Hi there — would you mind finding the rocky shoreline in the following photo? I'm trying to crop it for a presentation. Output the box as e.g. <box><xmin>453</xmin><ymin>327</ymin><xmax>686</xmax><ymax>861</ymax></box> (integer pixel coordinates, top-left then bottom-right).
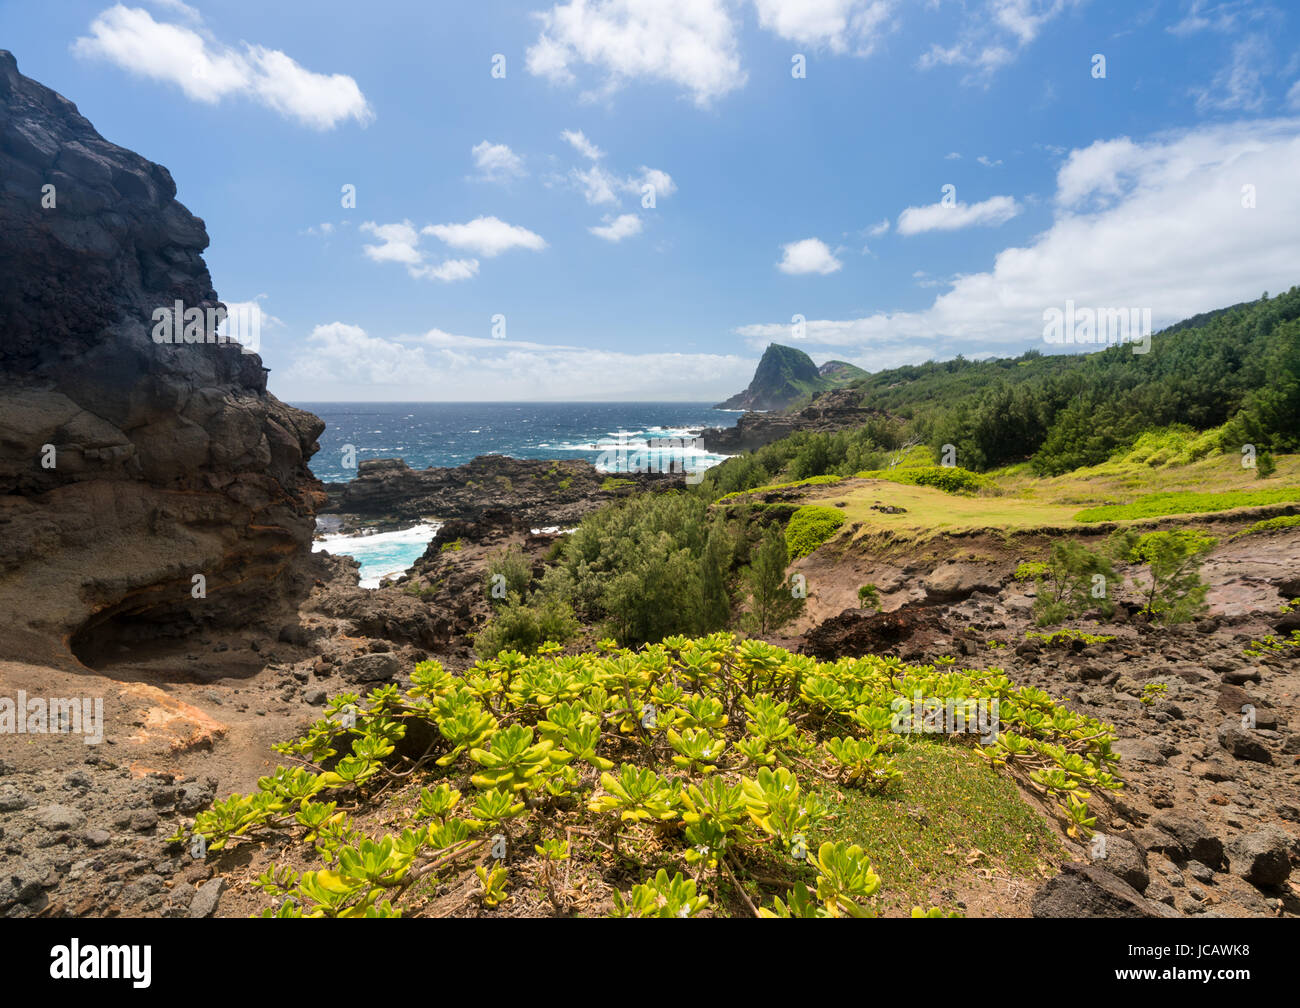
<box><xmin>319</xmin><ymin>454</ymin><xmax>686</xmax><ymax>533</ymax></box>
<box><xmin>700</xmin><ymin>388</ymin><xmax>886</xmax><ymax>453</ymax></box>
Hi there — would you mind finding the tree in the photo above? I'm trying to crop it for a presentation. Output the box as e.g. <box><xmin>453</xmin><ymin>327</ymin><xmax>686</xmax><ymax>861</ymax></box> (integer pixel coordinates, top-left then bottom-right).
<box><xmin>741</xmin><ymin>522</ymin><xmax>804</xmax><ymax>635</ymax></box>
<box><xmin>1128</xmin><ymin>530</ymin><xmax>1216</xmax><ymax>624</ymax></box>
<box><xmin>1032</xmin><ymin>539</ymin><xmax>1118</xmax><ymax>625</ymax></box>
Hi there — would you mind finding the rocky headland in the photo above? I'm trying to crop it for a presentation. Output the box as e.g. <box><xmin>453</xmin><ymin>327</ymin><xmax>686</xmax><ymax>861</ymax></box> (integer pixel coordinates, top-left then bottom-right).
<box><xmin>701</xmin><ymin>387</ymin><xmax>884</xmax><ymax>453</ymax></box>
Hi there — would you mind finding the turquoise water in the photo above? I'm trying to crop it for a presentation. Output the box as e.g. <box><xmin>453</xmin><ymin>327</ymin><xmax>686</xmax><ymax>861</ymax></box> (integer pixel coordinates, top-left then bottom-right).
<box><xmin>312</xmin><ymin>522</ymin><xmax>443</xmax><ymax>588</ymax></box>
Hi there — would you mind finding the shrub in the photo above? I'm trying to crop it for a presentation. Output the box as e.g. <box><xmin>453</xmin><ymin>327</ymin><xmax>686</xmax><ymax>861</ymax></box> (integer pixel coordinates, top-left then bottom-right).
<box><xmin>560</xmin><ymin>492</ymin><xmax>742</xmax><ymax>646</ymax></box>
<box><xmin>1126</xmin><ymin>529</ymin><xmax>1217</xmax><ymax>624</ymax></box>
<box><xmin>1256</xmin><ymin>451</ymin><xmax>1277</xmax><ymax>478</ymax></box>
<box><xmin>853</xmin><ymin>466</ymin><xmax>985</xmax><ymax>495</ymax></box>
<box><xmin>486</xmin><ymin>547</ymin><xmax>533</xmax><ymax>600</ymax></box>
<box><xmin>1013</xmin><ymin>561</ymin><xmax>1049</xmax><ymax>581</ymax></box>
<box><xmin>1234</xmin><ymin>514</ymin><xmax>1300</xmax><ymax>537</ymax></box>
<box><xmin>857</xmin><ymin>584</ymin><xmax>881</xmax><ymax>611</ymax></box>
<box><xmin>784</xmin><ymin>506</ymin><xmax>846</xmax><ymax>559</ymax></box>
<box><xmin>473</xmin><ymin>593</ymin><xmax>579</xmax><ymax>659</ymax></box>
<box><xmin>1031</xmin><ymin>540</ymin><xmax>1118</xmax><ymax>626</ymax></box>
<box><xmin>173</xmin><ymin>635</ymin><xmax>1121</xmax><ymax>918</ymax></box>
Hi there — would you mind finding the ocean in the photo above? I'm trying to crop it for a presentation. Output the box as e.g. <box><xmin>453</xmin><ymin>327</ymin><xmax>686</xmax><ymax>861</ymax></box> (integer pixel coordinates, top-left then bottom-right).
<box><xmin>297</xmin><ymin>402</ymin><xmax>740</xmax><ymax>587</ymax></box>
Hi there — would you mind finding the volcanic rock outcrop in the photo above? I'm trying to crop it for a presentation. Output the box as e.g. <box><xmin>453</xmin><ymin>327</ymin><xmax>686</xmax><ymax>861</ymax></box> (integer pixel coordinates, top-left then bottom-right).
<box><xmin>0</xmin><ymin>51</ymin><xmax>324</xmax><ymax>668</ymax></box>
<box><xmin>324</xmin><ymin>455</ymin><xmax>681</xmax><ymax>527</ymax></box>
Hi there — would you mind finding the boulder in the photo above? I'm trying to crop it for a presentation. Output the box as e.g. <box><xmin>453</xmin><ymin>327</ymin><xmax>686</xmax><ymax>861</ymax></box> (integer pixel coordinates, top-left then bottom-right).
<box><xmin>924</xmin><ymin>563</ymin><xmax>1001</xmax><ymax>602</ymax></box>
<box><xmin>1217</xmin><ymin>721</ymin><xmax>1273</xmax><ymax>763</ymax></box>
<box><xmin>1032</xmin><ymin>862</ymin><xmax>1179</xmax><ymax>918</ymax></box>
<box><xmin>1148</xmin><ymin>813</ymin><xmax>1226</xmax><ymax>869</ymax></box>
<box><xmin>1227</xmin><ymin>829</ymin><xmax>1293</xmax><ymax>887</ymax></box>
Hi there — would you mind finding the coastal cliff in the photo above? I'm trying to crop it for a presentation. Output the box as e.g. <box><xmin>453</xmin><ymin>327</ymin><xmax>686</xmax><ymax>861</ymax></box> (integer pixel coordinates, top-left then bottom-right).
<box><xmin>0</xmin><ymin>51</ymin><xmax>325</xmax><ymax>668</ymax></box>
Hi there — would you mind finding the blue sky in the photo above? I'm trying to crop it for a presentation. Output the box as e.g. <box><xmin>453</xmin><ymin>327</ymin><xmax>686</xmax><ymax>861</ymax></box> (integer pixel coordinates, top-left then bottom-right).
<box><xmin>4</xmin><ymin>0</ymin><xmax>1299</xmax><ymax>400</ymax></box>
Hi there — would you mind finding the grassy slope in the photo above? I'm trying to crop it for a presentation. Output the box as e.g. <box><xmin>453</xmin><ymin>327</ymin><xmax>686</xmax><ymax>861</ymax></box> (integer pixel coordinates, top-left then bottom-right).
<box><xmin>779</xmin><ymin>452</ymin><xmax>1300</xmax><ymax>539</ymax></box>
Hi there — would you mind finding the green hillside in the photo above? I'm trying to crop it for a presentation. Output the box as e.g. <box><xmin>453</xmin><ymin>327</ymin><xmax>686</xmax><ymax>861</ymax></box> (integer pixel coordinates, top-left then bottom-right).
<box><xmin>704</xmin><ymin>288</ymin><xmax>1300</xmax><ymax>496</ymax></box>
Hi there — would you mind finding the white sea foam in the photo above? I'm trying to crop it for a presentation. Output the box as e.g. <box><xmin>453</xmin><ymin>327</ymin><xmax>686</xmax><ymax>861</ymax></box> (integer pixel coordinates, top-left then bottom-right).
<box><xmin>313</xmin><ymin>522</ymin><xmax>442</xmax><ymax>589</ymax></box>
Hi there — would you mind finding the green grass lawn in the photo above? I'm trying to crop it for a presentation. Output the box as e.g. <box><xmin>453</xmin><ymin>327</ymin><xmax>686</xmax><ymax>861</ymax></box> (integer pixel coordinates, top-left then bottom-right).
<box><xmin>786</xmin><ymin>453</ymin><xmax>1300</xmax><ymax>539</ymax></box>
<box><xmin>821</xmin><ymin>740</ymin><xmax>1060</xmax><ymax>913</ymax></box>
<box><xmin>1074</xmin><ymin>486</ymin><xmax>1300</xmax><ymax>522</ymax></box>
<box><xmin>721</xmin><ymin>739</ymin><xmax>1061</xmax><ymax>916</ymax></box>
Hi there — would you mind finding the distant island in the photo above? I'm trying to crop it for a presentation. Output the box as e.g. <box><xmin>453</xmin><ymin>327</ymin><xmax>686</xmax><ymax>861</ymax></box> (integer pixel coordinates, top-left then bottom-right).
<box><xmin>715</xmin><ymin>343</ymin><xmax>867</xmax><ymax>411</ymax></box>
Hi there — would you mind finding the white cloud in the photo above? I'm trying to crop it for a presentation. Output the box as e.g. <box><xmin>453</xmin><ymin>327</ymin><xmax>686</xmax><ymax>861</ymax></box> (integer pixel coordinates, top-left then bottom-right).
<box><xmin>752</xmin><ymin>0</ymin><xmax>896</xmax><ymax>56</ymax></box>
<box><xmin>735</xmin><ymin>120</ymin><xmax>1300</xmax><ymax>369</ymax></box>
<box><xmin>1192</xmin><ymin>35</ymin><xmax>1270</xmax><ymax>112</ymax></box>
<box><xmin>360</xmin><ymin>220</ymin><xmax>423</xmax><ymax>267</ymax></box>
<box><xmin>571</xmin><ymin>163</ymin><xmax>621</xmax><ymax>205</ymax></box>
<box><xmin>561</xmin><ymin>129</ymin><xmax>604</xmax><ymax>159</ymax></box>
<box><xmin>868</xmin><ymin>217</ymin><xmax>890</xmax><ymax>237</ymax></box>
<box><xmin>1168</xmin><ymin>0</ymin><xmax>1255</xmax><ymax>36</ymax></box>
<box><xmin>73</xmin><ymin>4</ymin><xmax>372</xmax><ymax>129</ymax></box>
<box><xmin>918</xmin><ymin>0</ymin><xmax>1076</xmax><ymax>83</ymax></box>
<box><xmin>945</xmin><ymin>151</ymin><xmax>963</xmax><ymax>160</ymax></box>
<box><xmin>525</xmin><ymin>0</ymin><xmax>746</xmax><ymax>106</ymax></box>
<box><xmin>977</xmin><ymin>154</ymin><xmax>1003</xmax><ymax>167</ymax></box>
<box><xmin>471</xmin><ymin>141</ymin><xmax>527</xmax><ymax>183</ymax></box>
<box><xmin>279</xmin><ymin>322</ymin><xmax>749</xmax><ymax>401</ymax></box>
<box><xmin>778</xmin><ymin>237</ymin><xmax>842</xmax><ymax>275</ymax></box>
<box><xmin>896</xmin><ymin>194</ymin><xmax>1021</xmax><ymax>234</ymax></box>
<box><xmin>590</xmin><ymin>213</ymin><xmax>644</xmax><ymax>241</ymax></box>
<box><xmin>423</xmin><ymin>216</ymin><xmax>547</xmax><ymax>257</ymax></box>
<box><xmin>415</xmin><ymin>258</ymin><xmax>480</xmax><ymax>282</ymax></box>
<box><xmin>361</xmin><ymin>219</ymin><xmax>540</xmax><ymax>282</ymax></box>
<box><xmin>626</xmin><ymin>166</ymin><xmax>678</xmax><ymax>199</ymax></box>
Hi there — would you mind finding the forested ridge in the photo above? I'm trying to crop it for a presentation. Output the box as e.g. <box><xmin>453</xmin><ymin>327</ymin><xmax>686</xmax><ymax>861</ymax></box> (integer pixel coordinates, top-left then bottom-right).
<box><xmin>703</xmin><ymin>288</ymin><xmax>1300</xmax><ymax>496</ymax></box>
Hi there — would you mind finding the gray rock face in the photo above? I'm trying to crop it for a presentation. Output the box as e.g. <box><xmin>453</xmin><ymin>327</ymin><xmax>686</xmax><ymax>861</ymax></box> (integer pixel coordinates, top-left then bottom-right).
<box><xmin>188</xmin><ymin>877</ymin><xmax>225</xmax><ymax>918</ymax></box>
<box><xmin>0</xmin><ymin>50</ymin><xmax>324</xmax><ymax>666</ymax></box>
<box><xmin>1228</xmin><ymin>829</ymin><xmax>1293</xmax><ymax>887</ymax></box>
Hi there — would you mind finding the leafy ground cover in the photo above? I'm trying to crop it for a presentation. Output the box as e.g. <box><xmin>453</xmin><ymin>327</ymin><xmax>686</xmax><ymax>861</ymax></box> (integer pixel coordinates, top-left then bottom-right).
<box><xmin>173</xmin><ymin>636</ymin><xmax>1106</xmax><ymax>917</ymax></box>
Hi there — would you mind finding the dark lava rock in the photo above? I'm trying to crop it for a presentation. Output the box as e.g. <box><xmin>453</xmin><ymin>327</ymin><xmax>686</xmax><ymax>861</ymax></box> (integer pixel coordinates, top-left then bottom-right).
<box><xmin>1149</xmin><ymin>813</ymin><xmax>1226</xmax><ymax>869</ymax></box>
<box><xmin>800</xmin><ymin>604</ymin><xmax>924</xmax><ymax>660</ymax></box>
<box><xmin>1094</xmin><ymin>834</ymin><xmax>1150</xmax><ymax>893</ymax></box>
<box><xmin>1228</xmin><ymin>829</ymin><xmax>1293</xmax><ymax>887</ymax></box>
<box><xmin>1217</xmin><ymin>721</ymin><xmax>1273</xmax><ymax>763</ymax></box>
<box><xmin>0</xmin><ymin>49</ymin><xmax>325</xmax><ymax>669</ymax></box>
<box><xmin>1032</xmin><ymin>862</ymin><xmax>1179</xmax><ymax>918</ymax></box>
<box><xmin>342</xmin><ymin>652</ymin><xmax>402</xmax><ymax>683</ymax></box>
